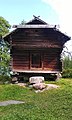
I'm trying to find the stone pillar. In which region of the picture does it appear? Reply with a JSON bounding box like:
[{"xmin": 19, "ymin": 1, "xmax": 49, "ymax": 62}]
[{"xmin": 29, "ymin": 76, "xmax": 44, "ymax": 84}]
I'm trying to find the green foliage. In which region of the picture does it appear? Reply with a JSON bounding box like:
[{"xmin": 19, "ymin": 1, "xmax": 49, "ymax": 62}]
[
  {"xmin": 62, "ymin": 69, "xmax": 72, "ymax": 78},
  {"xmin": 20, "ymin": 19, "xmax": 26, "ymax": 25},
  {"xmin": 0, "ymin": 75, "xmax": 11, "ymax": 84},
  {"xmin": 0, "ymin": 17, "xmax": 11, "ymax": 76},
  {"xmin": 63, "ymin": 56, "xmax": 72, "ymax": 69},
  {"xmin": 0, "ymin": 40, "xmax": 10, "ymax": 75},
  {"xmin": 0, "ymin": 16, "xmax": 11, "ymax": 36},
  {"xmin": 0, "ymin": 79, "xmax": 72, "ymax": 120},
  {"xmin": 62, "ymin": 56, "xmax": 72, "ymax": 78}
]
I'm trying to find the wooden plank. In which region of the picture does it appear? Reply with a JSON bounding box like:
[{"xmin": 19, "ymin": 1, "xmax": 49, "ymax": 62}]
[
  {"xmin": 12, "ymin": 44, "xmax": 61, "ymax": 48},
  {"xmin": 12, "ymin": 47, "xmax": 62, "ymax": 72},
  {"xmin": 13, "ymin": 51, "xmax": 30, "ymax": 70},
  {"xmin": 12, "ymin": 69, "xmax": 60, "ymax": 73},
  {"xmin": 13, "ymin": 25, "xmax": 54, "ymax": 28}
]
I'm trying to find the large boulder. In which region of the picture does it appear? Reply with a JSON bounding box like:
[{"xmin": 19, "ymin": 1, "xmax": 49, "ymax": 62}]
[
  {"xmin": 33, "ymin": 83, "xmax": 47, "ymax": 90},
  {"xmin": 29, "ymin": 76, "xmax": 44, "ymax": 84}
]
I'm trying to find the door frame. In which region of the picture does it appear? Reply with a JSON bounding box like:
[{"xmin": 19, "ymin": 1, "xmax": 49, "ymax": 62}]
[{"xmin": 30, "ymin": 51, "xmax": 42, "ymax": 70}]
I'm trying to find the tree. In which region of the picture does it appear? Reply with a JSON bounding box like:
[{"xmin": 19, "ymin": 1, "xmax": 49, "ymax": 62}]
[
  {"xmin": 0, "ymin": 16, "xmax": 11, "ymax": 36},
  {"xmin": 0, "ymin": 41, "xmax": 10, "ymax": 75},
  {"xmin": 0, "ymin": 16, "xmax": 11, "ymax": 75},
  {"xmin": 62, "ymin": 45, "xmax": 72, "ymax": 69},
  {"xmin": 20, "ymin": 19, "xmax": 26, "ymax": 25},
  {"xmin": 63, "ymin": 56, "xmax": 72, "ymax": 69}
]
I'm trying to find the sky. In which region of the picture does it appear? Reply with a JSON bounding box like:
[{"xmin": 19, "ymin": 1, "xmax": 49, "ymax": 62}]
[
  {"xmin": 0, "ymin": 0, "xmax": 59, "ymax": 25},
  {"xmin": 42, "ymin": 0, "xmax": 72, "ymax": 53},
  {"xmin": 0, "ymin": 0, "xmax": 72, "ymax": 52}
]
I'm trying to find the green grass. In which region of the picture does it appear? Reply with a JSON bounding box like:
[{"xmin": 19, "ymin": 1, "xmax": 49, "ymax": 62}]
[{"xmin": 0, "ymin": 78, "xmax": 72, "ymax": 120}]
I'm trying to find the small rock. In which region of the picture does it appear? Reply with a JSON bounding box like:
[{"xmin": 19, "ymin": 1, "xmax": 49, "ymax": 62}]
[
  {"xmin": 33, "ymin": 83, "xmax": 47, "ymax": 90},
  {"xmin": 17, "ymin": 83, "xmax": 26, "ymax": 87},
  {"xmin": 15, "ymin": 81, "xmax": 18, "ymax": 84},
  {"xmin": 0, "ymin": 100, "xmax": 25, "ymax": 106},
  {"xmin": 12, "ymin": 77, "xmax": 18, "ymax": 81},
  {"xmin": 29, "ymin": 76, "xmax": 44, "ymax": 84},
  {"xmin": 47, "ymin": 84, "xmax": 59, "ymax": 89}
]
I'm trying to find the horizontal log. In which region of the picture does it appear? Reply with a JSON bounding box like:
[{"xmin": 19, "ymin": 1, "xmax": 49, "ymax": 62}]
[
  {"xmin": 12, "ymin": 44, "xmax": 61, "ymax": 48},
  {"xmin": 12, "ymin": 69, "xmax": 60, "ymax": 73}
]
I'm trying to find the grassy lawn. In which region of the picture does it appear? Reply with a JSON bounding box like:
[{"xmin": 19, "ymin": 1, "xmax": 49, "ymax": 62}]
[{"xmin": 0, "ymin": 78, "xmax": 72, "ymax": 120}]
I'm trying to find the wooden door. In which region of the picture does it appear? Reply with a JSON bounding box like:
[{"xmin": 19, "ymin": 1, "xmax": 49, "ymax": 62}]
[{"xmin": 31, "ymin": 53, "xmax": 42, "ymax": 69}]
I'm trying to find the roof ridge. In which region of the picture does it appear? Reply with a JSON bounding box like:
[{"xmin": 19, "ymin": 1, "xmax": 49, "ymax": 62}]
[{"xmin": 26, "ymin": 15, "xmax": 48, "ymax": 25}]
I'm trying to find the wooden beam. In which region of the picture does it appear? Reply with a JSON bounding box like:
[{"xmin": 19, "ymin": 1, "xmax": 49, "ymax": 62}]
[
  {"xmin": 12, "ymin": 69, "xmax": 60, "ymax": 74},
  {"xmin": 13, "ymin": 25, "xmax": 54, "ymax": 28}
]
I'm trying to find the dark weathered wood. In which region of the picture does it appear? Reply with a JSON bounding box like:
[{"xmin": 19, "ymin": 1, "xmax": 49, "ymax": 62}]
[
  {"xmin": 11, "ymin": 48, "xmax": 62, "ymax": 72},
  {"xmin": 3, "ymin": 17, "xmax": 70, "ymax": 74},
  {"xmin": 11, "ymin": 28, "xmax": 68, "ymax": 50}
]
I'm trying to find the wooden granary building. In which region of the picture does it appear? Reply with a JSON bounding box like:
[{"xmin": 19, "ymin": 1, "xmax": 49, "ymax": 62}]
[{"xmin": 4, "ymin": 16, "xmax": 70, "ymax": 80}]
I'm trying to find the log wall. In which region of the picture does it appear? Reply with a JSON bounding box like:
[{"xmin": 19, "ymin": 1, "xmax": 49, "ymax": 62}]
[
  {"xmin": 10, "ymin": 28, "xmax": 62, "ymax": 72},
  {"xmin": 12, "ymin": 48, "xmax": 62, "ymax": 72},
  {"xmin": 12, "ymin": 28, "xmax": 63, "ymax": 49}
]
